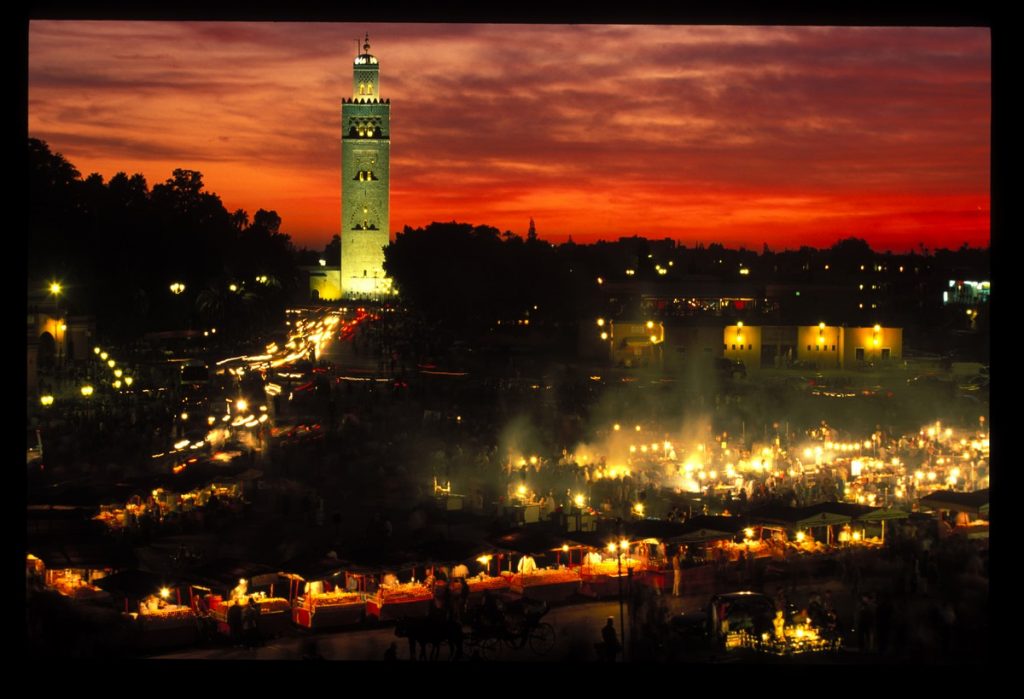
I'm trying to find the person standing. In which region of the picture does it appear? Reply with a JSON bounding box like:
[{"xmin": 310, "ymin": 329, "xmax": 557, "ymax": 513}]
[
  {"xmin": 227, "ymin": 599, "xmax": 244, "ymax": 646},
  {"xmin": 242, "ymin": 597, "xmax": 261, "ymax": 649},
  {"xmin": 600, "ymin": 617, "xmax": 621, "ymax": 662},
  {"xmin": 671, "ymin": 547, "xmax": 682, "ymax": 597}
]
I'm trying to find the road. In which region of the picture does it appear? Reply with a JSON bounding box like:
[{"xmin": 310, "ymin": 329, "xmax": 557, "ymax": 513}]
[{"xmin": 154, "ymin": 578, "xmax": 852, "ymax": 662}]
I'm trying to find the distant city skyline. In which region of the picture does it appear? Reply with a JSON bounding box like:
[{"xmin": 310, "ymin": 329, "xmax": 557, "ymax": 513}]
[{"xmin": 28, "ymin": 22, "xmax": 990, "ymax": 252}]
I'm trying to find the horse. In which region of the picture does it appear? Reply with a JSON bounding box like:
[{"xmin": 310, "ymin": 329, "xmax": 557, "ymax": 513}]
[{"xmin": 394, "ymin": 616, "xmax": 464, "ymax": 661}]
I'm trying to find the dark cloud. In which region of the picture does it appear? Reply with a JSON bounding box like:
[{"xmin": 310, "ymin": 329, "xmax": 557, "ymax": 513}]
[{"xmin": 28, "ymin": 21, "xmax": 989, "ymax": 249}]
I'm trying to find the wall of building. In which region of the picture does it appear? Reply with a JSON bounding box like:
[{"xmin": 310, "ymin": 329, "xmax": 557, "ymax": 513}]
[
  {"xmin": 308, "ymin": 268, "xmax": 342, "ymax": 301},
  {"xmin": 795, "ymin": 325, "xmax": 842, "ymax": 370},
  {"xmin": 841, "ymin": 326, "xmax": 902, "ymax": 367},
  {"xmin": 610, "ymin": 321, "xmax": 664, "ymax": 367},
  {"xmin": 722, "ymin": 324, "xmax": 762, "ymax": 371},
  {"xmin": 664, "ymin": 325, "xmax": 723, "ymax": 365}
]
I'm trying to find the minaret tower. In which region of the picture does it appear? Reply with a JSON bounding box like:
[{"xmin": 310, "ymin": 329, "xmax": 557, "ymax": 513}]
[{"xmin": 340, "ymin": 33, "xmax": 391, "ymax": 298}]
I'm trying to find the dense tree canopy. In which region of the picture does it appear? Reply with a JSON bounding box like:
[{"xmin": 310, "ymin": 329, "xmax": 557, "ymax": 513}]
[
  {"xmin": 383, "ymin": 221, "xmax": 596, "ymax": 336},
  {"xmin": 28, "ymin": 138, "xmax": 300, "ymax": 340}
]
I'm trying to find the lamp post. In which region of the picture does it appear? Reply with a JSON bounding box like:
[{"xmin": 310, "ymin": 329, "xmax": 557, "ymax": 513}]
[
  {"xmin": 617, "ymin": 542, "xmax": 624, "ymax": 660},
  {"xmin": 48, "ymin": 282, "xmax": 65, "ymax": 375}
]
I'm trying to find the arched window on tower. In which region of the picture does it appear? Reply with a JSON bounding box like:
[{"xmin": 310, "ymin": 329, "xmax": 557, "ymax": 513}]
[{"xmin": 358, "ymin": 83, "xmax": 366, "ymax": 95}]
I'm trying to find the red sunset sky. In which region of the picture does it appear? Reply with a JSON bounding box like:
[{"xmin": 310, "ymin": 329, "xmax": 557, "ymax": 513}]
[{"xmin": 28, "ymin": 22, "xmax": 990, "ymax": 252}]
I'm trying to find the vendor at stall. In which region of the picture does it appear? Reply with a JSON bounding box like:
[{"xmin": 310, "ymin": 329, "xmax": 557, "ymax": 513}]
[
  {"xmin": 451, "ymin": 563, "xmax": 469, "ymax": 579},
  {"xmin": 517, "ymin": 554, "xmax": 538, "ymax": 574}
]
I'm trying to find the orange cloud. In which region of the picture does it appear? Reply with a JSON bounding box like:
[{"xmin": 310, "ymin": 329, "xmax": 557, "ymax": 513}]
[{"xmin": 29, "ymin": 22, "xmax": 990, "ymax": 251}]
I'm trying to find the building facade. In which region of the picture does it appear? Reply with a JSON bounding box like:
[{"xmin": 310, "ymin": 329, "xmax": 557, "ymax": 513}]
[{"xmin": 340, "ymin": 34, "xmax": 392, "ymax": 299}]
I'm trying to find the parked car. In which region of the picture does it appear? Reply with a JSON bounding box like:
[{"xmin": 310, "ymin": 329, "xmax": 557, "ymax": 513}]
[
  {"xmin": 715, "ymin": 358, "xmax": 746, "ymax": 380},
  {"xmin": 671, "ymin": 591, "xmax": 776, "ymax": 646}
]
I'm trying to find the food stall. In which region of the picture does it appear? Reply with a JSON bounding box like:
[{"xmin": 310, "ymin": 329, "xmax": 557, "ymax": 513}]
[
  {"xmin": 414, "ymin": 538, "xmax": 511, "ymax": 606},
  {"xmin": 366, "ymin": 578, "xmax": 433, "ymax": 621},
  {"xmin": 193, "ymin": 561, "xmax": 291, "ymax": 637},
  {"xmin": 488, "ymin": 530, "xmax": 582, "ymax": 603},
  {"xmin": 562, "ymin": 531, "xmax": 635, "ymax": 599},
  {"xmin": 29, "ymin": 546, "xmax": 121, "ymax": 603},
  {"xmin": 456, "ymin": 568, "xmax": 511, "ymax": 603},
  {"xmin": 620, "ymin": 519, "xmax": 700, "ymax": 593},
  {"xmin": 919, "ymin": 489, "xmax": 989, "ymax": 540},
  {"xmin": 853, "ymin": 505, "xmax": 910, "ymax": 543},
  {"xmin": 339, "ymin": 548, "xmax": 433, "ymax": 621},
  {"xmin": 748, "ymin": 504, "xmax": 853, "ymax": 549},
  {"xmin": 280, "ymin": 556, "xmax": 366, "ymax": 629},
  {"xmin": 94, "ymin": 569, "xmax": 198, "ymax": 649},
  {"xmin": 43, "ymin": 567, "xmax": 112, "ymax": 601}
]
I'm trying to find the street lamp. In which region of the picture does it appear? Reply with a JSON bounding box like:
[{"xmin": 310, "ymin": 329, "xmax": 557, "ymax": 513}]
[
  {"xmin": 617, "ymin": 538, "xmax": 629, "ymax": 660},
  {"xmin": 81, "ymin": 385, "xmax": 94, "ymax": 397},
  {"xmin": 169, "ymin": 282, "xmax": 186, "ymax": 295}
]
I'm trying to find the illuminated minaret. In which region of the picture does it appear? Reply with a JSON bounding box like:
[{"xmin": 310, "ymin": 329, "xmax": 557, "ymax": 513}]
[{"xmin": 340, "ymin": 33, "xmax": 391, "ymax": 298}]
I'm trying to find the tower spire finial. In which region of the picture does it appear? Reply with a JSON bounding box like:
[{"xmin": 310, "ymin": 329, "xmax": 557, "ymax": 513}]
[{"xmin": 363, "ymin": 32, "xmax": 370, "ymax": 54}]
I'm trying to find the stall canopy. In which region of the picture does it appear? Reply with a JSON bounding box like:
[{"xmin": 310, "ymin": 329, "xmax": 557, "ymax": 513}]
[
  {"xmin": 336, "ymin": 544, "xmax": 421, "ymax": 572},
  {"xmin": 623, "ymin": 519, "xmax": 691, "ymax": 542},
  {"xmin": 856, "ymin": 506, "xmax": 910, "ymax": 522},
  {"xmin": 28, "ymin": 538, "xmax": 135, "ymax": 571},
  {"xmin": 801, "ymin": 502, "xmax": 874, "ymax": 523},
  {"xmin": 564, "ymin": 530, "xmax": 614, "ymax": 550},
  {"xmin": 919, "ymin": 489, "xmax": 990, "ymax": 517},
  {"xmin": 188, "ymin": 559, "xmax": 280, "ymax": 589},
  {"xmin": 745, "ymin": 505, "xmax": 806, "ymax": 528},
  {"xmin": 28, "ymin": 480, "xmax": 142, "ymax": 507},
  {"xmin": 93, "ymin": 569, "xmax": 183, "ymax": 597},
  {"xmin": 403, "ymin": 537, "xmax": 489, "ymax": 566},
  {"xmin": 487, "ymin": 528, "xmax": 574, "ymax": 555},
  {"xmin": 279, "ymin": 553, "xmax": 347, "ymax": 581},
  {"xmin": 676, "ymin": 515, "xmax": 748, "ymax": 543},
  {"xmin": 747, "ymin": 504, "xmax": 853, "ymax": 529}
]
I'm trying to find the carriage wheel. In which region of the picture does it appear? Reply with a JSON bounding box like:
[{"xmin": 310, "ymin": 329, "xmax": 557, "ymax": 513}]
[
  {"xmin": 528, "ymin": 623, "xmax": 556, "ymax": 655},
  {"xmin": 477, "ymin": 636, "xmax": 501, "ymax": 661}
]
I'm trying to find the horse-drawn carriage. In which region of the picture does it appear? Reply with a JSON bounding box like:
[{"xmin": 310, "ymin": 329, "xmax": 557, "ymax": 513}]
[{"xmin": 463, "ymin": 595, "xmax": 556, "ymax": 660}]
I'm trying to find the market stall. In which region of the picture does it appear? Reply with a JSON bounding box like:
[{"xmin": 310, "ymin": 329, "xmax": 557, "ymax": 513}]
[
  {"xmin": 562, "ymin": 531, "xmax": 636, "ymax": 598},
  {"xmin": 28, "ymin": 546, "xmax": 122, "ymax": 603},
  {"xmin": 488, "ymin": 530, "xmax": 582, "ymax": 603},
  {"xmin": 280, "ymin": 556, "xmax": 365, "ymax": 629},
  {"xmin": 366, "ymin": 578, "xmax": 432, "ymax": 621},
  {"xmin": 43, "ymin": 567, "xmax": 111, "ymax": 601},
  {"xmin": 748, "ymin": 504, "xmax": 853, "ymax": 549},
  {"xmin": 621, "ymin": 520, "xmax": 691, "ymax": 592},
  {"xmin": 193, "ymin": 561, "xmax": 290, "ymax": 638},
  {"xmin": 95, "ymin": 569, "xmax": 198, "ymax": 649},
  {"xmin": 338, "ymin": 548, "xmax": 432, "ymax": 621},
  {"xmin": 919, "ymin": 489, "xmax": 989, "ymax": 540},
  {"xmin": 414, "ymin": 539, "xmax": 511, "ymax": 606}
]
